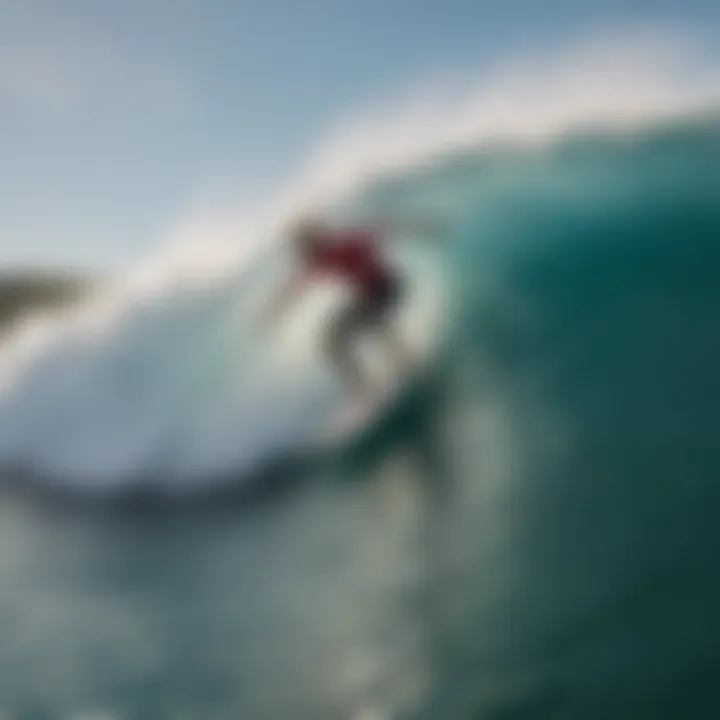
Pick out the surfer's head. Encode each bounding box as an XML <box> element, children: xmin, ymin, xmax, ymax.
<box><xmin>292</xmin><ymin>215</ymin><xmax>329</xmax><ymax>260</ymax></box>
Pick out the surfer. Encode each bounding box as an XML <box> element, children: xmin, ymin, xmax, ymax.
<box><xmin>259</xmin><ymin>216</ymin><xmax>418</xmax><ymax>405</ymax></box>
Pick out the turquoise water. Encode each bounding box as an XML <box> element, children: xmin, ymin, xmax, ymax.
<box><xmin>0</xmin><ymin>113</ymin><xmax>719</xmax><ymax>718</ymax></box>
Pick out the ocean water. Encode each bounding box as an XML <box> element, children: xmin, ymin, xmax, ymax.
<box><xmin>0</xmin><ymin>111</ymin><xmax>719</xmax><ymax>718</ymax></box>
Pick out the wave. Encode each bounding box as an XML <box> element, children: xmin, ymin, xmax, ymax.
<box><xmin>0</xmin><ymin>28</ymin><xmax>719</xmax><ymax>495</ymax></box>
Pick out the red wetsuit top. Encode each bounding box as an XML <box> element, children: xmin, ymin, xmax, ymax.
<box><xmin>309</xmin><ymin>228</ymin><xmax>392</xmax><ymax>300</ymax></box>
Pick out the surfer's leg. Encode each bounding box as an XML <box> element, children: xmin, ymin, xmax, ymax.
<box><xmin>381</xmin><ymin>321</ymin><xmax>412</xmax><ymax>376</ymax></box>
<box><xmin>324</xmin><ymin>305</ymin><xmax>373</xmax><ymax>398</ymax></box>
<box><xmin>373</xmin><ymin>275</ymin><xmax>411</xmax><ymax>377</ymax></box>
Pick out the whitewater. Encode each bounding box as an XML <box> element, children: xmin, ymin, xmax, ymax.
<box><xmin>0</xmin><ymin>28</ymin><xmax>718</xmax><ymax>494</ymax></box>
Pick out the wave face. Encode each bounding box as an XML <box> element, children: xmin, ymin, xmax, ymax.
<box><xmin>0</xmin><ymin>109</ymin><xmax>719</xmax><ymax>494</ymax></box>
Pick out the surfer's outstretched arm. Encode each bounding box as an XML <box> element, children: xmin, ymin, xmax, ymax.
<box><xmin>257</xmin><ymin>271</ymin><xmax>310</xmax><ymax>331</ymax></box>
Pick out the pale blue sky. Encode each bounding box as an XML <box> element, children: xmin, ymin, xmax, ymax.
<box><xmin>1</xmin><ymin>0</ymin><xmax>718</xmax><ymax>271</ymax></box>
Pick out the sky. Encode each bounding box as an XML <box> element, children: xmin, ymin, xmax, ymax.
<box><xmin>1</xmin><ymin>0</ymin><xmax>719</xmax><ymax>273</ymax></box>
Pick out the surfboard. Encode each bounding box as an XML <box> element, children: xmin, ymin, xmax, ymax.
<box><xmin>313</xmin><ymin>357</ymin><xmax>440</xmax><ymax>451</ymax></box>
<box><xmin>317</xmin><ymin>380</ymin><xmax>405</xmax><ymax>448</ymax></box>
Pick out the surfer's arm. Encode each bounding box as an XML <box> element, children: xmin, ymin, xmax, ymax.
<box><xmin>257</xmin><ymin>271</ymin><xmax>311</xmax><ymax>330</ymax></box>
